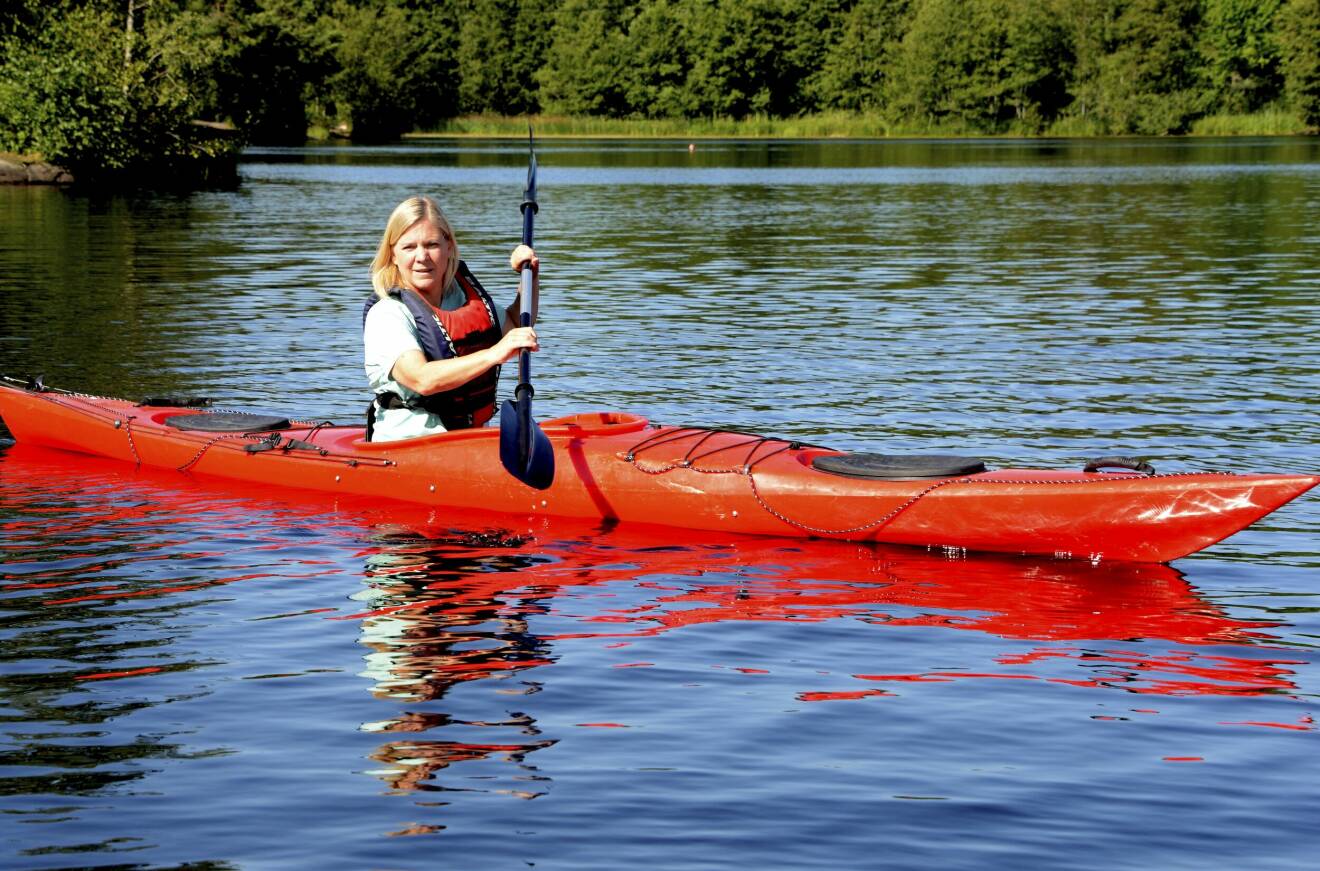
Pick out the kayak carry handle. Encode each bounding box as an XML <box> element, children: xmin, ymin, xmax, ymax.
<box><xmin>1084</xmin><ymin>456</ymin><xmax>1155</xmax><ymax>476</ymax></box>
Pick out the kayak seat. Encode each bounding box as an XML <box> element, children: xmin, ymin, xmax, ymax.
<box><xmin>813</xmin><ymin>452</ymin><xmax>987</xmax><ymax>480</ymax></box>
<box><xmin>163</xmin><ymin>412</ymin><xmax>292</xmax><ymax>433</ymax></box>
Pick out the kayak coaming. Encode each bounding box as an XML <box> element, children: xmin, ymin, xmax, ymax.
<box><xmin>1</xmin><ymin>382</ymin><xmax>1315</xmax><ymax>563</ymax></box>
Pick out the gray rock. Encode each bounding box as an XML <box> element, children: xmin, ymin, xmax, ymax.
<box><xmin>26</xmin><ymin>162</ymin><xmax>73</xmax><ymax>184</ymax></box>
<box><xmin>0</xmin><ymin>159</ymin><xmax>26</xmax><ymax>184</ymax></box>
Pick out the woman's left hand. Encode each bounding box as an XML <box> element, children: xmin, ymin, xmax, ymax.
<box><xmin>510</xmin><ymin>245</ymin><xmax>538</xmax><ymax>273</ymax></box>
<box><xmin>505</xmin><ymin>244</ymin><xmax>541</xmax><ymax>332</ymax></box>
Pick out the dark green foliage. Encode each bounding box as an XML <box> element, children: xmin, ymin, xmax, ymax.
<box><xmin>458</xmin><ymin>0</ymin><xmax>556</xmax><ymax>114</ymax></box>
<box><xmin>537</xmin><ymin>0</ymin><xmax>635</xmax><ymax>115</ymax></box>
<box><xmin>0</xmin><ymin>1</ymin><xmax>240</xmax><ymax>182</ymax></box>
<box><xmin>0</xmin><ymin>0</ymin><xmax>45</xmax><ymax>38</ymax></box>
<box><xmin>1277</xmin><ymin>0</ymin><xmax>1320</xmax><ymax>126</ymax></box>
<box><xmin>889</xmin><ymin>0</ymin><xmax>1073</xmax><ymax>132</ymax></box>
<box><xmin>618</xmin><ymin>0</ymin><xmax>690</xmax><ymax>117</ymax></box>
<box><xmin>1095</xmin><ymin>0</ymin><xmax>1208</xmax><ymax>134</ymax></box>
<box><xmin>813</xmin><ymin>0</ymin><xmax>914</xmax><ymax>113</ymax></box>
<box><xmin>1055</xmin><ymin>0</ymin><xmax>1113</xmax><ymax>123</ymax></box>
<box><xmin>681</xmin><ymin>0</ymin><xmax>798</xmax><ymax>118</ymax></box>
<box><xmin>1201</xmin><ymin>0</ymin><xmax>1283</xmax><ymax>113</ymax></box>
<box><xmin>328</xmin><ymin>0</ymin><xmax>459</xmax><ymax>141</ymax></box>
<box><xmin>217</xmin><ymin>14</ymin><xmax>323</xmax><ymax>145</ymax></box>
<box><xmin>544</xmin><ymin>0</ymin><xmax>878</xmax><ymax>120</ymax></box>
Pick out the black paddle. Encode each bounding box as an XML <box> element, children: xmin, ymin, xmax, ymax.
<box><xmin>498</xmin><ymin>129</ymin><xmax>554</xmax><ymax>490</ymax></box>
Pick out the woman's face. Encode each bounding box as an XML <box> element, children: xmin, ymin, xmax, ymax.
<box><xmin>392</xmin><ymin>219</ymin><xmax>450</xmax><ymax>297</ymax></box>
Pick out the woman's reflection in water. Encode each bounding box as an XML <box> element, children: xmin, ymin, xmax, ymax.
<box><xmin>352</xmin><ymin>530</ymin><xmax>557</xmax><ymax>798</ymax></box>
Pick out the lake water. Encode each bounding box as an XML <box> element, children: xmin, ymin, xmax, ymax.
<box><xmin>1</xmin><ymin>137</ymin><xmax>1318</xmax><ymax>870</ymax></box>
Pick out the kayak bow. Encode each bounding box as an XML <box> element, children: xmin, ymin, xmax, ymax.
<box><xmin>0</xmin><ymin>380</ymin><xmax>1315</xmax><ymax>563</ymax></box>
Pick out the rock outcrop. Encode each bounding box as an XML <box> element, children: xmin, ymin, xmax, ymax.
<box><xmin>0</xmin><ymin>157</ymin><xmax>74</xmax><ymax>184</ymax></box>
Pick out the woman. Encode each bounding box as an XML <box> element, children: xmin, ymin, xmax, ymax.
<box><xmin>363</xmin><ymin>195</ymin><xmax>540</xmax><ymax>442</ymax></box>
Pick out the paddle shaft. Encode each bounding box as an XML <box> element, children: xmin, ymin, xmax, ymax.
<box><xmin>515</xmin><ymin>158</ymin><xmax>539</xmax><ymax>462</ymax></box>
<box><xmin>496</xmin><ymin>128</ymin><xmax>553</xmax><ymax>489</ymax></box>
<box><xmin>518</xmin><ymin>194</ymin><xmax>536</xmax><ymax>365</ymax></box>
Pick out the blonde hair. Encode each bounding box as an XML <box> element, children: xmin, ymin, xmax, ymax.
<box><xmin>370</xmin><ymin>196</ymin><xmax>460</xmax><ymax>298</ymax></box>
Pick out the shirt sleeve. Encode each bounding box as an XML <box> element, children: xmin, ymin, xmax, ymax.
<box><xmin>363</xmin><ymin>298</ymin><xmax>422</xmax><ymax>394</ymax></box>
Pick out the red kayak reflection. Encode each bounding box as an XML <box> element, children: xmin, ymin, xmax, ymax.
<box><xmin>345</xmin><ymin>528</ymin><xmax>1299</xmax><ymax>706</ymax></box>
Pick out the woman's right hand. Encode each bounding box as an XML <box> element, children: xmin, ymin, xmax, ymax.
<box><xmin>491</xmin><ymin>326</ymin><xmax>538</xmax><ymax>364</ymax></box>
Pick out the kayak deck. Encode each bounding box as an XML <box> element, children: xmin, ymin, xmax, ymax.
<box><xmin>1</xmin><ymin>381</ymin><xmax>1315</xmax><ymax>563</ymax></box>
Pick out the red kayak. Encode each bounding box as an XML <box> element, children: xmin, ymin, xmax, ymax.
<box><xmin>1</xmin><ymin>379</ymin><xmax>1315</xmax><ymax>563</ymax></box>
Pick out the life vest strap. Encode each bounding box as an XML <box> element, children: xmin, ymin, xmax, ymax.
<box><xmin>373</xmin><ymin>390</ymin><xmax>493</xmax><ymax>431</ymax></box>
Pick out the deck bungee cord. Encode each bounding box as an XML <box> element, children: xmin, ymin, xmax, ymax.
<box><xmin>622</xmin><ymin>425</ymin><xmax>821</xmax><ymax>473</ymax></box>
<box><xmin>618</xmin><ymin>420</ymin><xmax>1228</xmax><ymax>538</ymax></box>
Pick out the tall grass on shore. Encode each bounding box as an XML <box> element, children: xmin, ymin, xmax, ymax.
<box><xmin>1189</xmin><ymin>109</ymin><xmax>1311</xmax><ymax>136</ymax></box>
<box><xmin>408</xmin><ymin>110</ymin><xmax>1313</xmax><ymax>140</ymax></box>
<box><xmin>410</xmin><ymin>112</ymin><xmax>891</xmax><ymax>139</ymax></box>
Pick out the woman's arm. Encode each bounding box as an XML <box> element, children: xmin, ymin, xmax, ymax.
<box><xmin>390</xmin><ymin>326</ymin><xmax>539</xmax><ymax>396</ymax></box>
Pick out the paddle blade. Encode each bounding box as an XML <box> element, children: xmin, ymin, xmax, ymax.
<box><xmin>499</xmin><ymin>398</ymin><xmax>555</xmax><ymax>490</ymax></box>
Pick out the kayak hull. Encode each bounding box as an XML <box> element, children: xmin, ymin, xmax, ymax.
<box><xmin>1</xmin><ymin>383</ymin><xmax>1315</xmax><ymax>563</ymax></box>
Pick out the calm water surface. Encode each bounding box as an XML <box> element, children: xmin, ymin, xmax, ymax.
<box><xmin>1</xmin><ymin>138</ymin><xmax>1318</xmax><ymax>869</ymax></box>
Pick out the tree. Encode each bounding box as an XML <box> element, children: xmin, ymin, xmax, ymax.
<box><xmin>620</xmin><ymin>0</ymin><xmax>693</xmax><ymax>118</ymax></box>
<box><xmin>1</xmin><ymin>0</ymin><xmax>46</xmax><ymax>39</ymax></box>
<box><xmin>1000</xmin><ymin>0</ymin><xmax>1073</xmax><ymax>126</ymax></box>
<box><xmin>813</xmin><ymin>0</ymin><xmax>914</xmax><ymax>113</ymax></box>
<box><xmin>537</xmin><ymin>0</ymin><xmax>634</xmax><ymax>116</ymax></box>
<box><xmin>889</xmin><ymin>0</ymin><xmax>1071</xmax><ymax>132</ymax></box>
<box><xmin>1200</xmin><ymin>0</ymin><xmax>1283</xmax><ymax>114</ymax></box>
<box><xmin>0</xmin><ymin>1</ymin><xmax>238</xmax><ymax>181</ymax></box>
<box><xmin>1277</xmin><ymin>0</ymin><xmax>1320</xmax><ymax>127</ymax></box>
<box><xmin>680</xmin><ymin>0</ymin><xmax>812</xmax><ymax>119</ymax></box>
<box><xmin>328</xmin><ymin>0</ymin><xmax>459</xmax><ymax>140</ymax></box>
<box><xmin>458</xmin><ymin>0</ymin><xmax>557</xmax><ymax>114</ymax></box>
<box><xmin>1054</xmin><ymin>0</ymin><xmax>1118</xmax><ymax>124</ymax></box>
<box><xmin>207</xmin><ymin>0</ymin><xmax>335</xmax><ymax>145</ymax></box>
<box><xmin>1094</xmin><ymin>0</ymin><xmax>1207</xmax><ymax>134</ymax></box>
<box><xmin>776</xmin><ymin>0</ymin><xmax>853</xmax><ymax>115</ymax></box>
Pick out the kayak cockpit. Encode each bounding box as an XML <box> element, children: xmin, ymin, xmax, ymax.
<box><xmin>540</xmin><ymin>411</ymin><xmax>650</xmax><ymax>435</ymax></box>
<box><xmin>346</xmin><ymin>411</ymin><xmax>651</xmax><ymax>452</ymax></box>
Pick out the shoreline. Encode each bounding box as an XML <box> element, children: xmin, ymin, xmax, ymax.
<box><xmin>400</xmin><ymin>130</ymin><xmax>1320</xmax><ymax>142</ymax></box>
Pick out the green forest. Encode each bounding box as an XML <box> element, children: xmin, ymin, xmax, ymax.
<box><xmin>2</xmin><ymin>0</ymin><xmax>1319</xmax><ymax>182</ymax></box>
